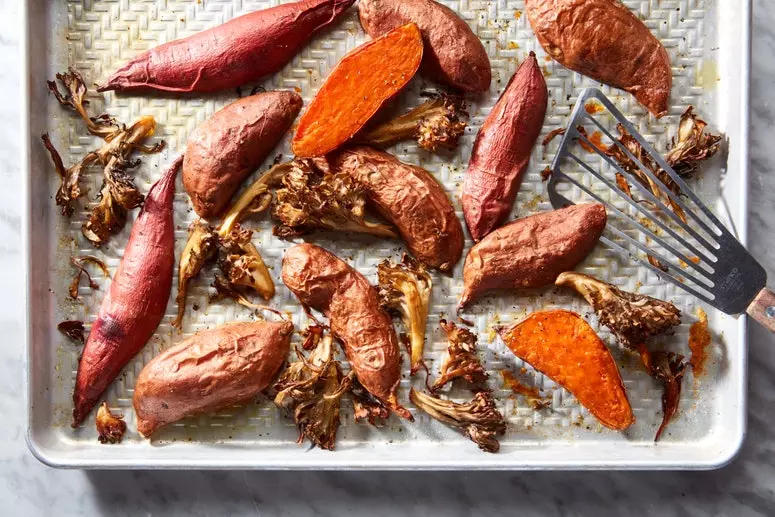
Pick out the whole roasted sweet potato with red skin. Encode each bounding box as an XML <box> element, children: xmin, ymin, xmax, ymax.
<box><xmin>459</xmin><ymin>203</ymin><xmax>607</xmax><ymax>309</ymax></box>
<box><xmin>462</xmin><ymin>51</ymin><xmax>547</xmax><ymax>242</ymax></box>
<box><xmin>358</xmin><ymin>0</ymin><xmax>491</xmax><ymax>93</ymax></box>
<box><xmin>98</xmin><ymin>0</ymin><xmax>355</xmax><ymax>94</ymax></box>
<box><xmin>183</xmin><ymin>91</ymin><xmax>302</xmax><ymax>219</ymax></box>
<box><xmin>525</xmin><ymin>0</ymin><xmax>672</xmax><ymax>117</ymax></box>
<box><xmin>292</xmin><ymin>23</ymin><xmax>424</xmax><ymax>157</ymax></box>
<box><xmin>133</xmin><ymin>321</ymin><xmax>292</xmax><ymax>437</ymax></box>
<box><xmin>328</xmin><ymin>146</ymin><xmax>463</xmax><ymax>271</ymax></box>
<box><xmin>72</xmin><ymin>158</ymin><xmax>181</xmax><ymax>427</ymax></box>
<box><xmin>281</xmin><ymin>243</ymin><xmax>411</xmax><ymax>420</ymax></box>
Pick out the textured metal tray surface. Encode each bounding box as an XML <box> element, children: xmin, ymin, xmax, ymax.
<box><xmin>24</xmin><ymin>0</ymin><xmax>751</xmax><ymax>469</ymax></box>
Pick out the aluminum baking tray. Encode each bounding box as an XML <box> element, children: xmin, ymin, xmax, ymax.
<box><xmin>23</xmin><ymin>0</ymin><xmax>751</xmax><ymax>469</ymax></box>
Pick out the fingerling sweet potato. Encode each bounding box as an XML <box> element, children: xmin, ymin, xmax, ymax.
<box><xmin>358</xmin><ymin>0</ymin><xmax>491</xmax><ymax>93</ymax></box>
<box><xmin>462</xmin><ymin>52</ymin><xmax>547</xmax><ymax>241</ymax></box>
<box><xmin>183</xmin><ymin>91</ymin><xmax>302</xmax><ymax>219</ymax></box>
<box><xmin>292</xmin><ymin>24</ymin><xmax>424</xmax><ymax>157</ymax></box>
<box><xmin>281</xmin><ymin>243</ymin><xmax>411</xmax><ymax>420</ymax></box>
<box><xmin>525</xmin><ymin>0</ymin><xmax>672</xmax><ymax>117</ymax></box>
<box><xmin>99</xmin><ymin>0</ymin><xmax>355</xmax><ymax>94</ymax></box>
<box><xmin>460</xmin><ymin>203</ymin><xmax>607</xmax><ymax>309</ymax></box>
<box><xmin>328</xmin><ymin>146</ymin><xmax>463</xmax><ymax>271</ymax></box>
<box><xmin>133</xmin><ymin>321</ymin><xmax>293</xmax><ymax>437</ymax></box>
<box><xmin>499</xmin><ymin>310</ymin><xmax>634</xmax><ymax>430</ymax></box>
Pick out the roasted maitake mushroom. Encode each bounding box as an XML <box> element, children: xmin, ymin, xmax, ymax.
<box><xmin>218</xmin><ymin>161</ymin><xmax>291</xmax><ymax>233</ymax></box>
<box><xmin>377</xmin><ymin>254</ymin><xmax>432</xmax><ymax>375</ymax></box>
<box><xmin>216</xmin><ymin>224</ymin><xmax>275</xmax><ymax>301</ymax></box>
<box><xmin>359</xmin><ymin>93</ymin><xmax>468</xmax><ymax>153</ymax></box>
<box><xmin>637</xmin><ymin>344</ymin><xmax>688</xmax><ymax>442</ymax></box>
<box><xmin>666</xmin><ymin>107</ymin><xmax>722</xmax><ymax>178</ymax></box>
<box><xmin>410</xmin><ymin>389</ymin><xmax>506</xmax><ymax>453</ymax></box>
<box><xmin>273</xmin><ymin>159</ymin><xmax>398</xmax><ymax>239</ymax></box>
<box><xmin>173</xmin><ymin>221</ymin><xmax>217</xmax><ymax>328</ymax></box>
<box><xmin>68</xmin><ymin>255</ymin><xmax>110</xmax><ymax>300</ymax></box>
<box><xmin>42</xmin><ymin>68</ymin><xmax>164</xmax><ymax>246</ymax></box>
<box><xmin>350</xmin><ymin>377</ymin><xmax>391</xmax><ymax>426</ymax></box>
<box><xmin>555</xmin><ymin>272</ymin><xmax>681</xmax><ymax>349</ymax></box>
<box><xmin>431</xmin><ymin>320</ymin><xmax>488</xmax><ymax>392</ymax></box>
<box><xmin>274</xmin><ymin>335</ymin><xmax>351</xmax><ymax>450</ymax></box>
<box><xmin>95</xmin><ymin>402</ymin><xmax>127</xmax><ymax>444</ymax></box>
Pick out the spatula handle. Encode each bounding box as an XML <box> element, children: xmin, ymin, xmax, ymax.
<box><xmin>747</xmin><ymin>288</ymin><xmax>775</xmax><ymax>333</ymax></box>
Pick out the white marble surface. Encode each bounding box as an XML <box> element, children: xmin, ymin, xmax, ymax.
<box><xmin>3</xmin><ymin>0</ymin><xmax>775</xmax><ymax>515</ymax></box>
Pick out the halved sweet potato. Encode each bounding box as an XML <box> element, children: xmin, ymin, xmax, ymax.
<box><xmin>499</xmin><ymin>310</ymin><xmax>633</xmax><ymax>430</ymax></box>
<box><xmin>292</xmin><ymin>23</ymin><xmax>423</xmax><ymax>157</ymax></box>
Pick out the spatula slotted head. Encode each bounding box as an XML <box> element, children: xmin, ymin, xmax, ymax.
<box><xmin>548</xmin><ymin>88</ymin><xmax>764</xmax><ymax>315</ymax></box>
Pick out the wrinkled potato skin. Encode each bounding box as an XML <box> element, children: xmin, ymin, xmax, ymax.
<box><xmin>133</xmin><ymin>321</ymin><xmax>292</xmax><ymax>437</ymax></box>
<box><xmin>525</xmin><ymin>0</ymin><xmax>671</xmax><ymax>117</ymax></box>
<box><xmin>183</xmin><ymin>91</ymin><xmax>302</xmax><ymax>218</ymax></box>
<box><xmin>359</xmin><ymin>0</ymin><xmax>491</xmax><ymax>93</ymax></box>
<box><xmin>329</xmin><ymin>146</ymin><xmax>464</xmax><ymax>271</ymax></box>
<box><xmin>281</xmin><ymin>243</ymin><xmax>407</xmax><ymax>416</ymax></box>
<box><xmin>460</xmin><ymin>203</ymin><xmax>607</xmax><ymax>308</ymax></box>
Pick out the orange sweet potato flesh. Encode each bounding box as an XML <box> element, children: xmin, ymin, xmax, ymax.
<box><xmin>292</xmin><ymin>23</ymin><xmax>423</xmax><ymax>157</ymax></box>
<box><xmin>500</xmin><ymin>310</ymin><xmax>634</xmax><ymax>431</ymax></box>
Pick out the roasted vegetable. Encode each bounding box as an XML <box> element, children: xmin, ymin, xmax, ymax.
<box><xmin>95</xmin><ymin>403</ymin><xmax>127</xmax><ymax>444</ymax></box>
<box><xmin>462</xmin><ymin>51</ymin><xmax>548</xmax><ymax>241</ymax></box>
<box><xmin>328</xmin><ymin>146</ymin><xmax>464</xmax><ymax>271</ymax></box>
<box><xmin>57</xmin><ymin>320</ymin><xmax>86</xmax><ymax>343</ymax></box>
<box><xmin>274</xmin><ymin>335</ymin><xmax>351</xmax><ymax>450</ymax></box>
<box><xmin>555</xmin><ymin>272</ymin><xmax>682</xmax><ymax>349</ymax></box>
<box><xmin>499</xmin><ymin>310</ymin><xmax>634</xmax><ymax>430</ymax></box>
<box><xmin>525</xmin><ymin>0</ymin><xmax>672</xmax><ymax>117</ymax></box>
<box><xmin>99</xmin><ymin>0</ymin><xmax>356</xmax><ymax>93</ymax></box>
<box><xmin>293</xmin><ymin>24</ymin><xmax>424</xmax><ymax>157</ymax></box>
<box><xmin>69</xmin><ymin>255</ymin><xmax>110</xmax><ymax>300</ymax></box>
<box><xmin>460</xmin><ymin>203</ymin><xmax>607</xmax><ymax>309</ymax></box>
<box><xmin>359</xmin><ymin>0</ymin><xmax>491</xmax><ymax>93</ymax></box>
<box><xmin>218</xmin><ymin>162</ymin><xmax>292</xmax><ymax>235</ymax></box>
<box><xmin>350</xmin><ymin>377</ymin><xmax>392</xmax><ymax>426</ymax></box>
<box><xmin>377</xmin><ymin>255</ymin><xmax>432</xmax><ymax>374</ymax></box>
<box><xmin>216</xmin><ymin>225</ymin><xmax>275</xmax><ymax>301</ymax></box>
<box><xmin>43</xmin><ymin>69</ymin><xmax>164</xmax><ymax>245</ymax></box>
<box><xmin>410</xmin><ymin>389</ymin><xmax>506</xmax><ymax>453</ymax></box>
<box><xmin>134</xmin><ymin>321</ymin><xmax>292</xmax><ymax>437</ymax></box>
<box><xmin>637</xmin><ymin>344</ymin><xmax>688</xmax><ymax>442</ymax></box>
<box><xmin>430</xmin><ymin>320</ymin><xmax>488</xmax><ymax>392</ymax></box>
<box><xmin>359</xmin><ymin>94</ymin><xmax>467</xmax><ymax>152</ymax></box>
<box><xmin>183</xmin><ymin>91</ymin><xmax>302</xmax><ymax>218</ymax></box>
<box><xmin>666</xmin><ymin>107</ymin><xmax>723</xmax><ymax>178</ymax></box>
<box><xmin>282</xmin><ymin>243</ymin><xmax>411</xmax><ymax>419</ymax></box>
<box><xmin>73</xmin><ymin>158</ymin><xmax>180</xmax><ymax>427</ymax></box>
<box><xmin>173</xmin><ymin>221</ymin><xmax>217</xmax><ymax>328</ymax></box>
<box><xmin>273</xmin><ymin>159</ymin><xmax>398</xmax><ymax>239</ymax></box>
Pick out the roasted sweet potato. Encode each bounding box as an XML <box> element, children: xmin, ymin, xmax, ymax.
<box><xmin>499</xmin><ymin>310</ymin><xmax>634</xmax><ymax>430</ymax></box>
<box><xmin>462</xmin><ymin>52</ymin><xmax>547</xmax><ymax>241</ymax></box>
<box><xmin>99</xmin><ymin>0</ymin><xmax>355</xmax><ymax>93</ymax></box>
<box><xmin>328</xmin><ymin>146</ymin><xmax>464</xmax><ymax>271</ymax></box>
<box><xmin>292</xmin><ymin>24</ymin><xmax>424</xmax><ymax>157</ymax></box>
<box><xmin>281</xmin><ymin>243</ymin><xmax>411</xmax><ymax>419</ymax></box>
<box><xmin>459</xmin><ymin>203</ymin><xmax>607</xmax><ymax>309</ymax></box>
<box><xmin>183</xmin><ymin>91</ymin><xmax>302</xmax><ymax>219</ymax></box>
<box><xmin>133</xmin><ymin>321</ymin><xmax>292</xmax><ymax>437</ymax></box>
<box><xmin>73</xmin><ymin>158</ymin><xmax>181</xmax><ymax>427</ymax></box>
<box><xmin>358</xmin><ymin>0</ymin><xmax>491</xmax><ymax>93</ymax></box>
<box><xmin>525</xmin><ymin>0</ymin><xmax>672</xmax><ymax>117</ymax></box>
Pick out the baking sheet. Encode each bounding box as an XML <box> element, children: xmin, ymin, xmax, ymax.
<box><xmin>24</xmin><ymin>0</ymin><xmax>751</xmax><ymax>469</ymax></box>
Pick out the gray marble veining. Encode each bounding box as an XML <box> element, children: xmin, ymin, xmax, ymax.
<box><xmin>3</xmin><ymin>0</ymin><xmax>775</xmax><ymax>515</ymax></box>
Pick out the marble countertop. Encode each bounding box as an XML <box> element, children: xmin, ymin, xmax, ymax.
<box><xmin>4</xmin><ymin>1</ymin><xmax>775</xmax><ymax>515</ymax></box>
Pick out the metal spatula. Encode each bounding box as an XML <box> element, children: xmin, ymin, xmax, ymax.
<box><xmin>547</xmin><ymin>88</ymin><xmax>775</xmax><ymax>332</ymax></box>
